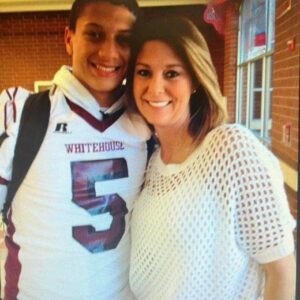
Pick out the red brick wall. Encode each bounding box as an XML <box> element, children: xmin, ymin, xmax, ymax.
<box><xmin>223</xmin><ymin>2</ymin><xmax>239</xmax><ymax>122</ymax></box>
<box><xmin>271</xmin><ymin>0</ymin><xmax>299</xmax><ymax>168</ymax></box>
<box><xmin>0</xmin><ymin>6</ymin><xmax>224</xmax><ymax>93</ymax></box>
<box><xmin>272</xmin><ymin>0</ymin><xmax>299</xmax><ymax>218</ymax></box>
<box><xmin>0</xmin><ymin>11</ymin><xmax>70</xmax><ymax>91</ymax></box>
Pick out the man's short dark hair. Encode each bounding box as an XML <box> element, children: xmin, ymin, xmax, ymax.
<box><xmin>69</xmin><ymin>0</ymin><xmax>139</xmax><ymax>31</ymax></box>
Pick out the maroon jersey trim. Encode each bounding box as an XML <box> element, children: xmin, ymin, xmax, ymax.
<box><xmin>4</xmin><ymin>87</ymin><xmax>18</xmax><ymax>129</ymax></box>
<box><xmin>4</xmin><ymin>210</ymin><xmax>21</xmax><ymax>300</ymax></box>
<box><xmin>65</xmin><ymin>98</ymin><xmax>125</xmax><ymax>133</ymax></box>
<box><xmin>0</xmin><ymin>176</ymin><xmax>9</xmax><ymax>185</ymax></box>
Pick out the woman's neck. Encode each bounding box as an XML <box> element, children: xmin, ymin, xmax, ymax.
<box><xmin>155</xmin><ymin>127</ymin><xmax>197</xmax><ymax>164</ymax></box>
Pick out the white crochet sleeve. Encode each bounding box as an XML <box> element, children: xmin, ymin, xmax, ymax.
<box><xmin>225</xmin><ymin>125</ymin><xmax>295</xmax><ymax>264</ymax></box>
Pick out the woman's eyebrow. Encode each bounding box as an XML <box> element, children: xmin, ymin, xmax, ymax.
<box><xmin>136</xmin><ymin>62</ymin><xmax>184</xmax><ymax>68</ymax></box>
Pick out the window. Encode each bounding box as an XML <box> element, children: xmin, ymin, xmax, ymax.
<box><xmin>236</xmin><ymin>0</ymin><xmax>275</xmax><ymax>142</ymax></box>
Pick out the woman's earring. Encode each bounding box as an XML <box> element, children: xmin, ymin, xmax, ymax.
<box><xmin>192</xmin><ymin>89</ymin><xmax>197</xmax><ymax>94</ymax></box>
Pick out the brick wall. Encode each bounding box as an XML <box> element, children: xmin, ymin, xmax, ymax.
<box><xmin>272</xmin><ymin>0</ymin><xmax>299</xmax><ymax>167</ymax></box>
<box><xmin>223</xmin><ymin>2</ymin><xmax>239</xmax><ymax>122</ymax></box>
<box><xmin>272</xmin><ymin>0</ymin><xmax>299</xmax><ymax>217</ymax></box>
<box><xmin>0</xmin><ymin>11</ymin><xmax>70</xmax><ymax>91</ymax></box>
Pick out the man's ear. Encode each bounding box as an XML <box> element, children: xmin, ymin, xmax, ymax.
<box><xmin>64</xmin><ymin>27</ymin><xmax>73</xmax><ymax>56</ymax></box>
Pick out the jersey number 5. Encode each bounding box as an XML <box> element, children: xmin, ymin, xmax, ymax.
<box><xmin>71</xmin><ymin>158</ymin><xmax>128</xmax><ymax>253</ymax></box>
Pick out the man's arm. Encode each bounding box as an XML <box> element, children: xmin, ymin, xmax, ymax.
<box><xmin>0</xmin><ymin>89</ymin><xmax>12</xmax><ymax>212</ymax></box>
<box><xmin>0</xmin><ymin>87</ymin><xmax>30</xmax><ymax>213</ymax></box>
<box><xmin>262</xmin><ymin>253</ymin><xmax>296</xmax><ymax>300</ymax></box>
<box><xmin>0</xmin><ymin>182</ymin><xmax>8</xmax><ymax>212</ymax></box>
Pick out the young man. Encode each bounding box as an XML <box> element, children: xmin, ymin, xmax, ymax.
<box><xmin>0</xmin><ymin>1</ymin><xmax>149</xmax><ymax>299</ymax></box>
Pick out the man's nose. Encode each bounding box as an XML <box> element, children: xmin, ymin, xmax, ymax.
<box><xmin>98</xmin><ymin>38</ymin><xmax>118</xmax><ymax>60</ymax></box>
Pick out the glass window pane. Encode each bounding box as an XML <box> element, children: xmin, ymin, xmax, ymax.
<box><xmin>268</xmin><ymin>0</ymin><xmax>275</xmax><ymax>50</ymax></box>
<box><xmin>250</xmin><ymin>0</ymin><xmax>266</xmax><ymax>59</ymax></box>
<box><xmin>254</xmin><ymin>59</ymin><xmax>262</xmax><ymax>88</ymax></box>
<box><xmin>240</xmin><ymin>0</ymin><xmax>273</xmax><ymax>62</ymax></box>
<box><xmin>250</xmin><ymin>59</ymin><xmax>263</xmax><ymax>137</ymax></box>
<box><xmin>240</xmin><ymin>0</ymin><xmax>252</xmax><ymax>62</ymax></box>
<box><xmin>250</xmin><ymin>91</ymin><xmax>262</xmax><ymax>137</ymax></box>
<box><xmin>253</xmin><ymin>0</ymin><xmax>266</xmax><ymax>45</ymax></box>
<box><xmin>252</xmin><ymin>91</ymin><xmax>262</xmax><ymax>120</ymax></box>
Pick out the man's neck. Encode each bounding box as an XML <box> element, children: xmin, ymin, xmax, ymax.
<box><xmin>90</xmin><ymin>86</ymin><xmax>124</xmax><ymax>108</ymax></box>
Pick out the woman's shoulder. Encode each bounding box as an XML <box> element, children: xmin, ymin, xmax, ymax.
<box><xmin>206</xmin><ymin>123</ymin><xmax>263</xmax><ymax>149</ymax></box>
<box><xmin>204</xmin><ymin>123</ymin><xmax>275</xmax><ymax>161</ymax></box>
<box><xmin>208</xmin><ymin>123</ymin><xmax>254</xmax><ymax>139</ymax></box>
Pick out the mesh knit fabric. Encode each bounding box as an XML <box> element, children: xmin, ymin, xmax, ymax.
<box><xmin>130</xmin><ymin>124</ymin><xmax>295</xmax><ymax>300</ymax></box>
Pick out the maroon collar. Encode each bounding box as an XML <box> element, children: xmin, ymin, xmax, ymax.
<box><xmin>65</xmin><ymin>97</ymin><xmax>125</xmax><ymax>132</ymax></box>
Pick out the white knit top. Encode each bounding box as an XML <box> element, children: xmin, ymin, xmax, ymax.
<box><xmin>130</xmin><ymin>124</ymin><xmax>295</xmax><ymax>300</ymax></box>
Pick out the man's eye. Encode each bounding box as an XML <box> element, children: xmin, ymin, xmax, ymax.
<box><xmin>165</xmin><ymin>70</ymin><xmax>179</xmax><ymax>78</ymax></box>
<box><xmin>87</xmin><ymin>31</ymin><xmax>104</xmax><ymax>40</ymax></box>
<box><xmin>136</xmin><ymin>69</ymin><xmax>151</xmax><ymax>77</ymax></box>
<box><xmin>117</xmin><ymin>35</ymin><xmax>131</xmax><ymax>46</ymax></box>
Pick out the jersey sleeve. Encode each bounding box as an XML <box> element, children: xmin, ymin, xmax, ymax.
<box><xmin>227</xmin><ymin>125</ymin><xmax>296</xmax><ymax>264</ymax></box>
<box><xmin>0</xmin><ymin>87</ymin><xmax>30</xmax><ymax>211</ymax></box>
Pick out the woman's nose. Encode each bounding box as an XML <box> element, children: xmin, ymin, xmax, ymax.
<box><xmin>146</xmin><ymin>75</ymin><xmax>164</xmax><ymax>96</ymax></box>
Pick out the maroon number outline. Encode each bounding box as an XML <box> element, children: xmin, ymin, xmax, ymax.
<box><xmin>71</xmin><ymin>158</ymin><xmax>128</xmax><ymax>253</ymax></box>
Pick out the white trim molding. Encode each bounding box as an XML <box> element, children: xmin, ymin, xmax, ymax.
<box><xmin>0</xmin><ymin>0</ymin><xmax>209</xmax><ymax>13</ymax></box>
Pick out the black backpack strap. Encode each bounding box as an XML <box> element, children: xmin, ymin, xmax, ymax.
<box><xmin>2</xmin><ymin>90</ymin><xmax>50</xmax><ymax>224</ymax></box>
<box><xmin>146</xmin><ymin>135</ymin><xmax>157</xmax><ymax>163</ymax></box>
<box><xmin>0</xmin><ymin>132</ymin><xmax>8</xmax><ymax>146</ymax></box>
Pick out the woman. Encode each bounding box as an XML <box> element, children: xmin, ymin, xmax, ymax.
<box><xmin>127</xmin><ymin>16</ymin><xmax>296</xmax><ymax>300</ymax></box>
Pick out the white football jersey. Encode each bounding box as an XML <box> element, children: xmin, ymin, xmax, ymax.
<box><xmin>0</xmin><ymin>66</ymin><xmax>150</xmax><ymax>300</ymax></box>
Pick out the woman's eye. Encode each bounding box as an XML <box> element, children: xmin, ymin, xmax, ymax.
<box><xmin>165</xmin><ymin>70</ymin><xmax>179</xmax><ymax>78</ymax></box>
<box><xmin>136</xmin><ymin>69</ymin><xmax>151</xmax><ymax>77</ymax></box>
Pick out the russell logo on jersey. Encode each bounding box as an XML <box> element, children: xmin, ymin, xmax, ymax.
<box><xmin>54</xmin><ymin>123</ymin><xmax>70</xmax><ymax>133</ymax></box>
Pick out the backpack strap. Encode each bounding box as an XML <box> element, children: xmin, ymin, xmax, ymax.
<box><xmin>0</xmin><ymin>132</ymin><xmax>8</xmax><ymax>146</ymax></box>
<box><xmin>2</xmin><ymin>90</ymin><xmax>50</xmax><ymax>224</ymax></box>
<box><xmin>146</xmin><ymin>136</ymin><xmax>157</xmax><ymax>163</ymax></box>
